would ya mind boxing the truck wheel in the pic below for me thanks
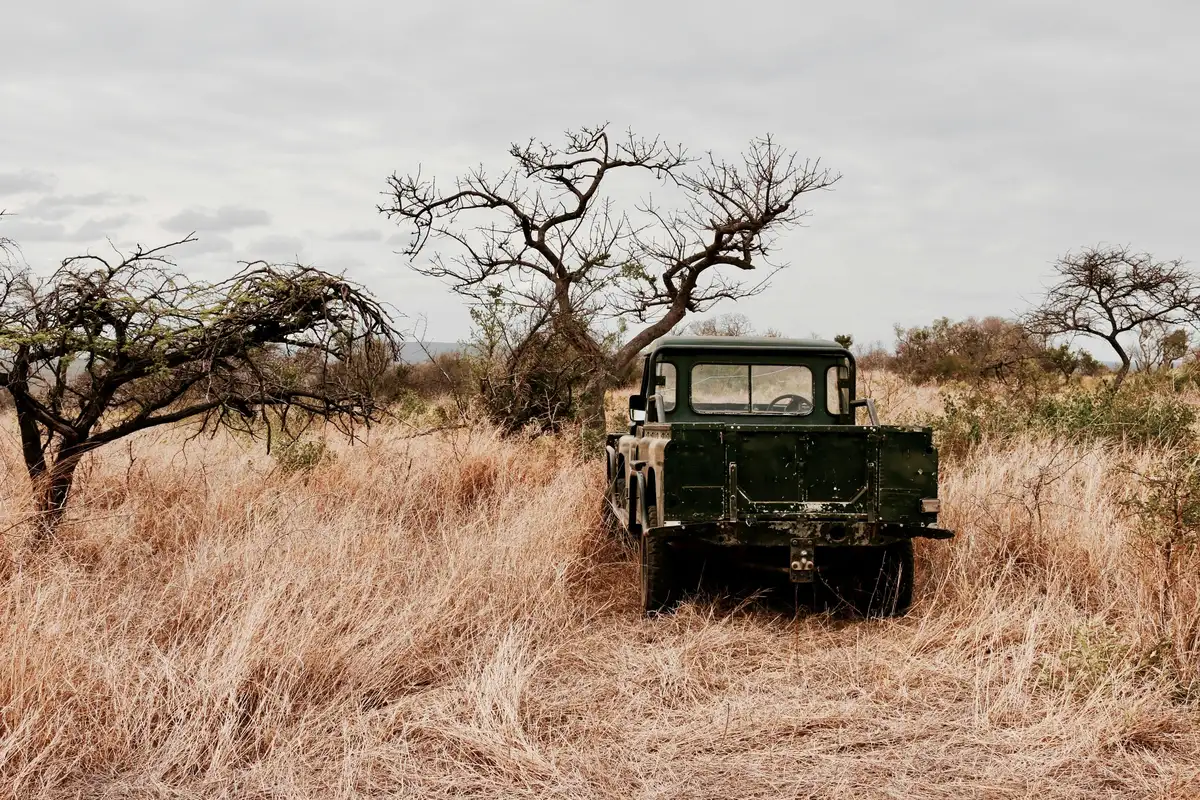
[858,541,913,617]
[640,533,680,615]
[599,496,621,539]
[819,542,914,618]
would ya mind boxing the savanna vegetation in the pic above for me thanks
[5,134,1200,795]
[3,367,1200,797]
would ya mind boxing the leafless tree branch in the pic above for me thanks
[380,125,838,432]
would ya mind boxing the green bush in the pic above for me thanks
[892,316,1098,384]
[273,438,331,474]
[390,389,432,420]
[1037,386,1195,447]
[935,380,1196,457]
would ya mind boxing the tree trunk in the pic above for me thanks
[15,406,47,481]
[1109,338,1131,391]
[30,445,89,545]
[572,299,689,451]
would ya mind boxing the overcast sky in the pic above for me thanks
[4,0,1197,347]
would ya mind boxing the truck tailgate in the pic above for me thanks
[662,424,937,523]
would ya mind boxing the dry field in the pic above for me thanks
[2,377,1200,798]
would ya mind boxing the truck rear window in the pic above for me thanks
[690,364,813,415]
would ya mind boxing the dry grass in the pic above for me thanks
[2,382,1200,798]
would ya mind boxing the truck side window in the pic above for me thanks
[655,361,677,412]
[826,366,842,415]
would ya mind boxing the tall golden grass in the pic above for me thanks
[1,379,1199,798]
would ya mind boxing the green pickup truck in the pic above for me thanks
[604,336,953,617]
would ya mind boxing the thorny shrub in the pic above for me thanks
[272,438,332,474]
[891,315,1100,384]
[1121,448,1200,697]
[474,330,594,435]
[934,376,1197,458]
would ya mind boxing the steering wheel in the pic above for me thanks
[767,393,812,414]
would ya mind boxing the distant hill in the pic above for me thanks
[398,341,463,362]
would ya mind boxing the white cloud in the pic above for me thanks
[245,235,306,261]
[68,214,134,242]
[0,219,68,242]
[2,214,134,246]
[0,170,57,196]
[19,192,134,221]
[161,206,271,234]
[320,255,367,270]
[176,234,235,255]
[328,228,383,242]
[2,0,1197,343]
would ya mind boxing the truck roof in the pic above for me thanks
[646,335,851,357]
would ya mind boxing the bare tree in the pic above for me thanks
[680,312,756,337]
[380,124,838,435]
[0,211,16,267]
[1025,245,1200,389]
[0,235,397,539]
[1134,322,1190,372]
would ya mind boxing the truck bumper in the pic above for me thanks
[647,518,953,546]
[644,519,953,583]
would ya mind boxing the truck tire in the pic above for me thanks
[857,541,913,617]
[640,533,680,615]
[599,496,621,539]
[628,474,642,536]
[874,540,913,616]
[819,541,914,618]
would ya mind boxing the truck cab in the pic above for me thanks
[629,336,854,426]
[604,336,952,616]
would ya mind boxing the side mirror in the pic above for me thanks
[628,395,646,423]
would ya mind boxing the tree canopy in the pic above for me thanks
[0,234,397,537]
[1025,245,1200,387]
